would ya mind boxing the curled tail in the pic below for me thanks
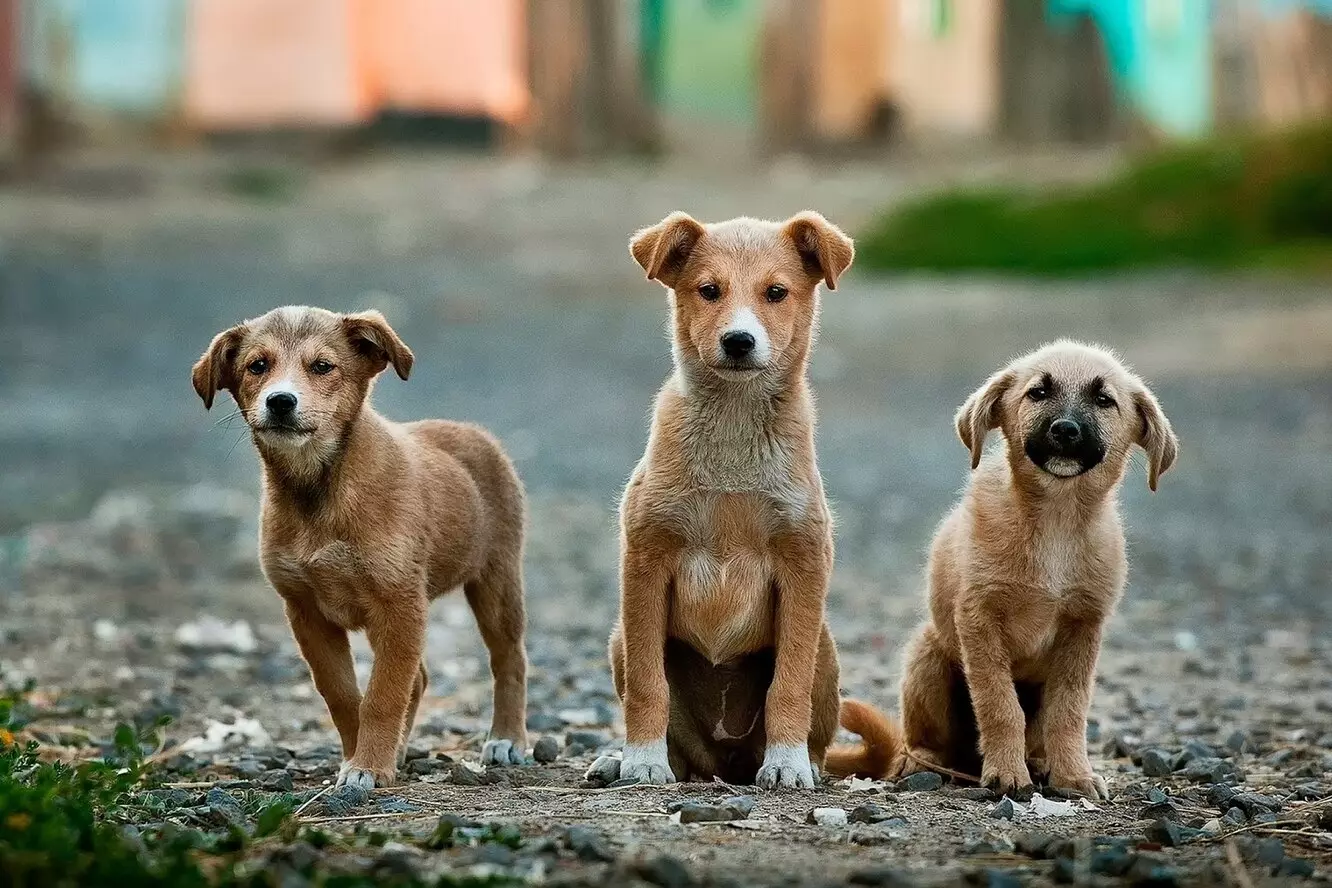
[823,698,903,778]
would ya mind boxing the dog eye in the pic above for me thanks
[765,284,788,303]
[310,359,335,375]
[1094,393,1116,408]
[247,359,268,376]
[1027,386,1049,402]
[698,283,721,302]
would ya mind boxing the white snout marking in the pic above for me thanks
[723,305,771,364]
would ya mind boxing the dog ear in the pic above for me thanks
[629,212,706,288]
[1133,386,1178,492]
[955,369,1014,470]
[343,311,414,380]
[785,211,855,290]
[191,325,247,410]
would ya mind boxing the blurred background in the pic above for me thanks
[0,4,1330,878]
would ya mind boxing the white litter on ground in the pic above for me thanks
[179,717,272,753]
[175,616,257,654]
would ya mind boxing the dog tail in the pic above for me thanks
[823,698,903,779]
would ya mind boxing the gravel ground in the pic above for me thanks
[1,149,1331,886]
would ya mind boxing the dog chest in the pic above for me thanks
[264,540,379,629]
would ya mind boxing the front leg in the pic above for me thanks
[758,528,831,790]
[956,596,1032,797]
[1042,619,1108,800]
[285,600,361,761]
[617,533,677,785]
[339,595,428,790]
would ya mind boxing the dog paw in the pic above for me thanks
[981,757,1034,800]
[756,744,816,790]
[337,760,395,790]
[584,752,622,785]
[619,740,675,785]
[1050,769,1110,801]
[481,738,525,767]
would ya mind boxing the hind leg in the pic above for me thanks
[464,557,529,766]
[899,623,958,777]
[397,662,429,767]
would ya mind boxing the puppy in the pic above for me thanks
[588,212,899,789]
[192,306,529,789]
[897,341,1178,799]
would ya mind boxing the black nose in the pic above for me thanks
[720,331,756,359]
[1048,419,1082,445]
[266,392,298,416]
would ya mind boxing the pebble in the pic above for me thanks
[1145,819,1185,847]
[258,770,294,792]
[329,783,370,806]
[635,854,695,888]
[533,736,560,764]
[1146,787,1168,804]
[1255,838,1286,867]
[1222,807,1248,827]
[901,771,943,792]
[564,826,615,862]
[1200,818,1224,836]
[1207,783,1236,807]
[807,807,848,827]
[448,764,483,787]
[669,797,754,824]
[1224,730,1252,754]
[1140,748,1175,777]
[406,757,450,776]
[847,867,914,886]
[848,803,897,824]
[990,798,1017,821]
[1276,857,1316,878]
[952,787,997,802]
[1139,801,1180,822]
[1227,792,1279,816]
[1181,757,1242,784]
[205,788,247,826]
[377,797,421,814]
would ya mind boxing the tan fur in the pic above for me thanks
[897,341,1178,799]
[192,306,529,788]
[603,211,896,788]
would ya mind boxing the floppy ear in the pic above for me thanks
[1133,386,1178,492]
[629,211,706,288]
[191,325,247,410]
[784,211,855,290]
[955,369,1015,470]
[343,311,414,380]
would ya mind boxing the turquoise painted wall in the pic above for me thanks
[655,0,763,124]
[22,0,187,115]
[1049,0,1212,138]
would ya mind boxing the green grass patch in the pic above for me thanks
[858,125,1332,275]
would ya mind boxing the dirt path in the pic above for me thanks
[2,150,1330,886]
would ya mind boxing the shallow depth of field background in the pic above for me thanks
[1,1,1331,885]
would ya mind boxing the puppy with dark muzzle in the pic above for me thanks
[192,306,529,789]
[895,341,1178,799]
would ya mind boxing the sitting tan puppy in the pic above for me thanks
[192,307,529,789]
[587,212,899,789]
[898,341,1177,799]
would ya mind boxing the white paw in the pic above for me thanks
[481,738,524,767]
[584,752,622,783]
[336,763,380,791]
[619,739,675,785]
[756,743,816,789]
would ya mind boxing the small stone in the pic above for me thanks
[635,854,695,888]
[1181,757,1241,784]
[1014,832,1055,858]
[806,807,848,827]
[329,782,370,807]
[448,764,483,786]
[669,799,751,824]
[1146,787,1168,805]
[1228,792,1279,817]
[1252,812,1278,824]
[962,831,1014,855]
[377,796,420,814]
[1255,838,1285,867]
[1145,819,1185,847]
[1090,846,1134,877]
[564,826,615,862]
[403,745,428,762]
[406,757,450,776]
[1200,818,1224,836]
[952,787,997,802]
[849,803,895,824]
[533,736,560,764]
[1276,857,1316,878]
[1139,801,1180,822]
[258,770,294,792]
[1125,853,1179,887]
[901,771,943,792]
[990,798,1017,821]
[847,867,914,886]
[205,788,247,826]
[1178,739,1215,764]
[1225,730,1252,754]
[1208,783,1237,807]
[1140,748,1175,777]
[1223,807,1248,827]
[1264,748,1296,768]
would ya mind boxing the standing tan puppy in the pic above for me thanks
[587,212,899,789]
[192,306,529,789]
[898,341,1178,799]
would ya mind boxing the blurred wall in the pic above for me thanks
[887,0,1000,137]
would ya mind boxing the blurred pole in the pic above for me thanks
[0,0,17,171]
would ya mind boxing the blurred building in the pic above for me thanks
[4,0,1332,163]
